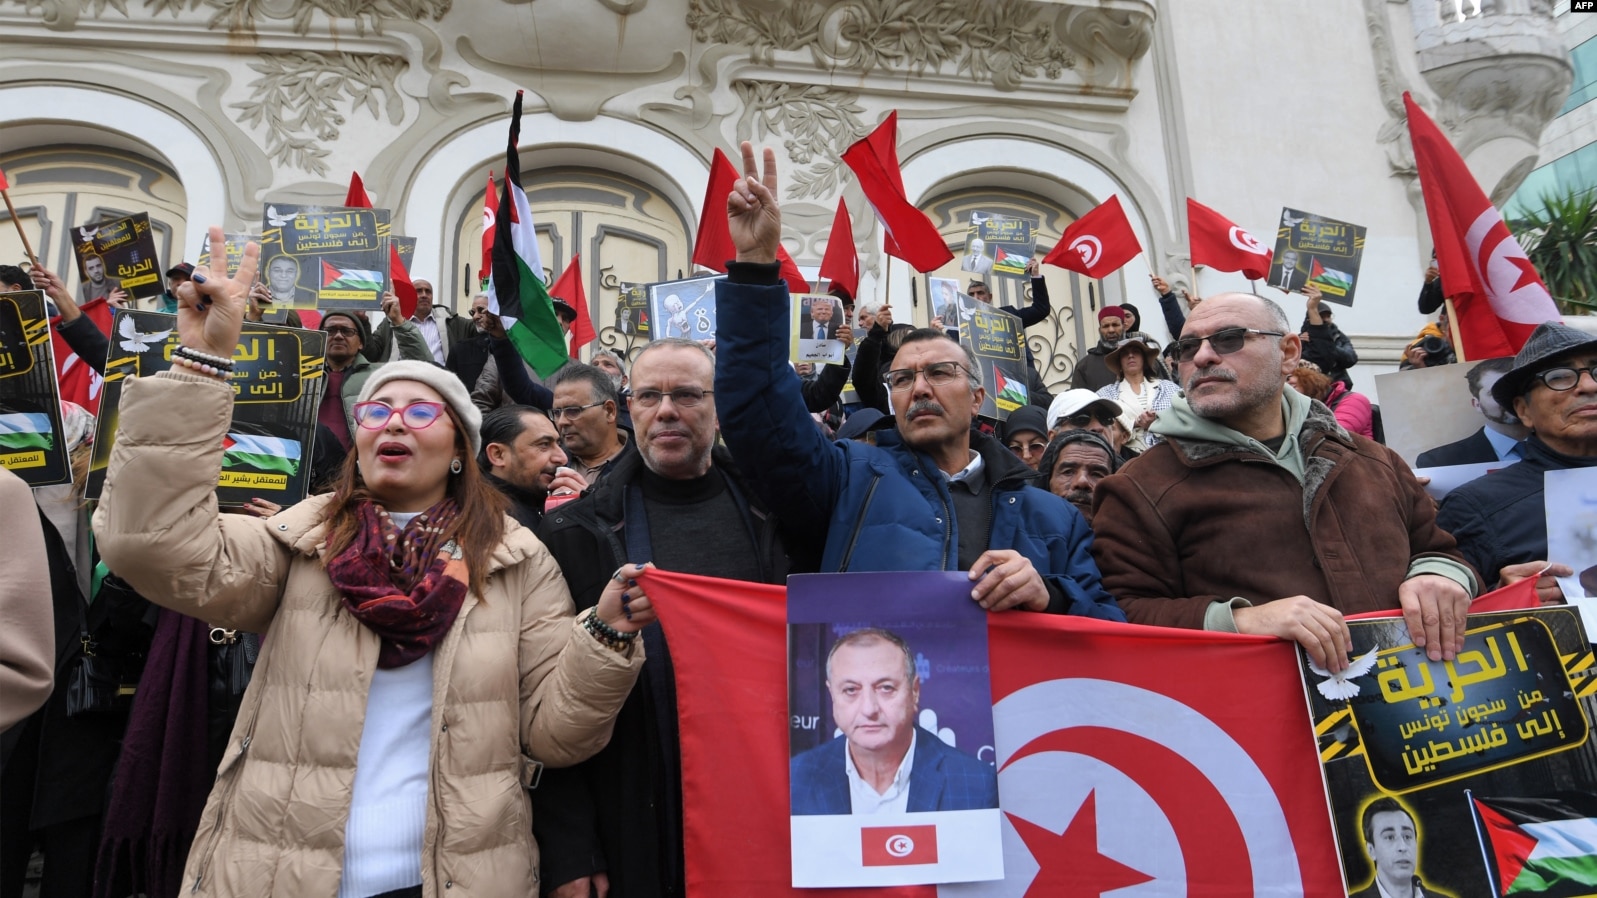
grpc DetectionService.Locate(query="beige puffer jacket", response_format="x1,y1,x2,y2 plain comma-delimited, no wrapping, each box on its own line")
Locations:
93,371,644,897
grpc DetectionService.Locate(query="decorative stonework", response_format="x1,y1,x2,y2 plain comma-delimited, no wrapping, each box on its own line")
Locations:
733,81,867,200
46,0,448,35
687,0,1076,92
233,51,407,175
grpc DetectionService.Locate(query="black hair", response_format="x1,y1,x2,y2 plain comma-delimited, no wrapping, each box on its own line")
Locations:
0,265,27,290
548,361,619,406
477,404,542,471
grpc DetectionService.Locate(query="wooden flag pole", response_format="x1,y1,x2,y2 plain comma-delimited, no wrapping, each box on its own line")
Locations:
2,186,39,268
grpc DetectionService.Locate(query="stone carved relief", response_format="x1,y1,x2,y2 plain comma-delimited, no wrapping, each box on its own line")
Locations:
1052,5,1154,94
33,0,448,35
1363,0,1419,181
233,51,407,175
733,81,868,200
687,0,1076,92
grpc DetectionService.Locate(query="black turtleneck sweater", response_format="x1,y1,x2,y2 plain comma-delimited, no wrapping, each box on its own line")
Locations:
486,471,546,529
639,465,764,583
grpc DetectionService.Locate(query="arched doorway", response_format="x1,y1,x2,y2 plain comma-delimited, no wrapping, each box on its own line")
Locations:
449,165,693,364
0,145,188,308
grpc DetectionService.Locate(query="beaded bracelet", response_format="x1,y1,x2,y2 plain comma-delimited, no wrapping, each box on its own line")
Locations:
170,353,232,379
173,345,236,371
582,609,637,653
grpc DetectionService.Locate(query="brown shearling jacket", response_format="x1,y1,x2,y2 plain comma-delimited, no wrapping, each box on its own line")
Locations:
1092,399,1475,630
93,370,644,897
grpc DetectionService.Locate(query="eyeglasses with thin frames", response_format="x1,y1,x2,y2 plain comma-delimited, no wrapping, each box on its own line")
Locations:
631,388,713,409
883,361,972,393
548,401,605,421
1172,327,1285,363
351,400,448,430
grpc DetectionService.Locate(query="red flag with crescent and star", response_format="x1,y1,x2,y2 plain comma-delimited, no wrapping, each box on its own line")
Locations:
645,568,1344,897
51,297,111,414
1404,92,1561,360
481,170,497,287
1043,195,1142,279
1187,198,1273,281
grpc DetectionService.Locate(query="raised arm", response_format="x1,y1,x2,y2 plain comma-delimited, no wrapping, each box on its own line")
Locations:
713,143,848,537
92,228,291,633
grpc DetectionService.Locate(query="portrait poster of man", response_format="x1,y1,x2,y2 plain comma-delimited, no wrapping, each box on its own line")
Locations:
1544,468,1597,605
259,203,389,310
615,282,650,338
791,293,846,365
960,303,1029,421
787,571,1003,887
963,212,1037,279
1303,606,1597,897
1269,207,1366,305
196,231,255,278
71,212,162,301
1377,362,1520,497
85,310,327,506
647,273,721,342
0,290,71,487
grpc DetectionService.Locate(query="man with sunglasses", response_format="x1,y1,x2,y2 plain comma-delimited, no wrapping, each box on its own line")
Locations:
1092,292,1477,675
535,338,792,898
713,142,1122,621
1047,389,1136,462
1437,322,1597,604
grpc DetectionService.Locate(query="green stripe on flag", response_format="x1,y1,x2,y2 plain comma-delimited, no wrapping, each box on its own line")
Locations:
1508,855,1597,895
0,432,52,452
222,450,300,475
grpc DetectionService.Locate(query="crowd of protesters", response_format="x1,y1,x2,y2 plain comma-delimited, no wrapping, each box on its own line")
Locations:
0,140,1578,898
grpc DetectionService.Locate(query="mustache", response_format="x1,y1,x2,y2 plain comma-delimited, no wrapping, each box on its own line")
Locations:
906,399,945,418
1184,365,1237,392
1065,488,1093,506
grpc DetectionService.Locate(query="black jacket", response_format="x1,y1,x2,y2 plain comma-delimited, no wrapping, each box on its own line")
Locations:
1436,436,1597,586
1300,317,1359,387
531,446,792,897
1416,426,1500,469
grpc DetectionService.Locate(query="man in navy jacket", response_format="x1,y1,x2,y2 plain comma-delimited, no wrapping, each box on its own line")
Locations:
713,142,1122,620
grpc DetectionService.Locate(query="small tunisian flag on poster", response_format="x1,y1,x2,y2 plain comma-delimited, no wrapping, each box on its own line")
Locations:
645,569,1343,896
1187,198,1273,281
840,112,954,273
693,148,810,294
53,297,112,414
1405,92,1561,360
1043,195,1142,278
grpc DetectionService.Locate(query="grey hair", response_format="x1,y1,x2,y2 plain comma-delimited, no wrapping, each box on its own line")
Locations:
634,336,716,370
548,361,619,405
856,300,884,320
590,348,627,373
825,628,916,685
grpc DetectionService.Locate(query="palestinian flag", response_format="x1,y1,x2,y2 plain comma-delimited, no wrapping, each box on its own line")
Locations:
0,412,53,452
487,91,569,380
993,366,1028,412
321,262,384,293
1309,258,1353,292
1474,793,1597,897
221,433,301,476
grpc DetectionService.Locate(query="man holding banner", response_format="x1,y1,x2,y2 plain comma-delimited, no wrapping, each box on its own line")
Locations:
1092,292,1476,672
715,142,1122,621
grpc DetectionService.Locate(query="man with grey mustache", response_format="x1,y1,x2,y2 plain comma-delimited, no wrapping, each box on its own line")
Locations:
1090,292,1478,675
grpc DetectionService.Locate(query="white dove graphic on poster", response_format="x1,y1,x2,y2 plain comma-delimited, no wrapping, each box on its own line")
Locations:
117,316,172,354
266,205,291,228
1305,648,1379,701
79,226,99,241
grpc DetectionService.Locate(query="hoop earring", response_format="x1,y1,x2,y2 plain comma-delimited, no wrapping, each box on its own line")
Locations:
450,458,463,474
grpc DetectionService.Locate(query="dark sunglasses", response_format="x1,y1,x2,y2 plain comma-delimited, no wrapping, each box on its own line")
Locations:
1172,327,1284,363
1060,410,1116,428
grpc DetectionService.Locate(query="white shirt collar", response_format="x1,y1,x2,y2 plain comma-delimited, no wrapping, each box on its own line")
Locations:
944,450,983,483
844,730,917,814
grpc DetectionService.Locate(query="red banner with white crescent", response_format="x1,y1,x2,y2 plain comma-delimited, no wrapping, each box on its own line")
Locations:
646,569,1344,897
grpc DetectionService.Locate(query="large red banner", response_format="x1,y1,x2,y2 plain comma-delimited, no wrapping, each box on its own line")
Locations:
646,569,1345,897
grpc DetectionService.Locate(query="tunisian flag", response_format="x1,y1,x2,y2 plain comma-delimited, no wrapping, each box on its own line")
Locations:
840,112,954,273
1187,198,1273,281
1405,92,1561,360
53,297,112,414
345,172,418,319
1043,195,1142,278
548,254,596,356
819,198,860,300
693,148,810,294
481,170,497,286
646,569,1343,896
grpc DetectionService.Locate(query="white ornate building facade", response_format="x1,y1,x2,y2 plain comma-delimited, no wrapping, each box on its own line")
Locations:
0,0,1576,393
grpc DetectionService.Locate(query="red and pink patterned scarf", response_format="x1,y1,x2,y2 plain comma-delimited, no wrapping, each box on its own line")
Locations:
325,498,469,668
